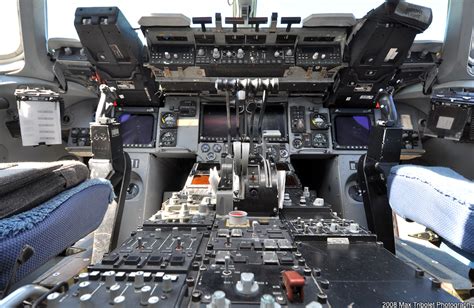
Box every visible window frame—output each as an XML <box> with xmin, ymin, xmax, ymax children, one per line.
<box><xmin>0</xmin><ymin>0</ymin><xmax>24</xmax><ymax>69</ymax></box>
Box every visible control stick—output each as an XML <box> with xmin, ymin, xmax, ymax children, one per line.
<box><xmin>89</xmin><ymin>84</ymin><xmax>131</xmax><ymax>251</ymax></box>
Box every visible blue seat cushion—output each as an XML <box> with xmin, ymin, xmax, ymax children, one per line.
<box><xmin>388</xmin><ymin>165</ymin><xmax>474</xmax><ymax>254</ymax></box>
<box><xmin>0</xmin><ymin>179</ymin><xmax>114</xmax><ymax>288</ymax></box>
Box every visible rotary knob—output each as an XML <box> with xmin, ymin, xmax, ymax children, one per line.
<box><xmin>274</xmin><ymin>51</ymin><xmax>280</xmax><ymax>58</ymax></box>
<box><xmin>109</xmin><ymin>284</ymin><xmax>121</xmax><ymax>304</ymax></box>
<box><xmin>260</xmin><ymin>294</ymin><xmax>281</xmax><ymax>308</ymax></box>
<box><xmin>211</xmin><ymin>290</ymin><xmax>231</xmax><ymax>308</ymax></box>
<box><xmin>164</xmin><ymin>52</ymin><xmax>171</xmax><ymax>59</ymax></box>
<box><xmin>236</xmin><ymin>272</ymin><xmax>259</xmax><ymax>295</ymax></box>
<box><xmin>162</xmin><ymin>274</ymin><xmax>173</xmax><ymax>293</ymax></box>
<box><xmin>47</xmin><ymin>292</ymin><xmax>61</xmax><ymax>307</ymax></box>
<box><xmin>134</xmin><ymin>271</ymin><xmax>145</xmax><ymax>289</ymax></box>
<box><xmin>140</xmin><ymin>286</ymin><xmax>152</xmax><ymax>306</ymax></box>
<box><xmin>103</xmin><ymin>271</ymin><xmax>116</xmax><ymax>288</ymax></box>
<box><xmin>237</xmin><ymin>48</ymin><xmax>244</xmax><ymax>59</ymax></box>
<box><xmin>213</xmin><ymin>48</ymin><xmax>220</xmax><ymax>59</ymax></box>
<box><xmin>197</xmin><ymin>48</ymin><xmax>205</xmax><ymax>56</ymax></box>
<box><xmin>312</xmin><ymin>52</ymin><xmax>319</xmax><ymax>60</ymax></box>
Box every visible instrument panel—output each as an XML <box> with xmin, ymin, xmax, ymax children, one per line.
<box><xmin>64</xmin><ymin>95</ymin><xmax>423</xmax><ymax>160</ymax></box>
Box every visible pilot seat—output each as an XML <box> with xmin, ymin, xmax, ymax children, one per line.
<box><xmin>0</xmin><ymin>161</ymin><xmax>113</xmax><ymax>291</ymax></box>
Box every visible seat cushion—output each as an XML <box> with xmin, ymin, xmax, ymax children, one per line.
<box><xmin>388</xmin><ymin>165</ymin><xmax>474</xmax><ymax>254</ymax></box>
<box><xmin>0</xmin><ymin>179</ymin><xmax>114</xmax><ymax>288</ymax></box>
<box><xmin>0</xmin><ymin>161</ymin><xmax>89</xmax><ymax>219</ymax></box>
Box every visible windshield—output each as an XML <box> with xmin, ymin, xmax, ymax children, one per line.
<box><xmin>47</xmin><ymin>0</ymin><xmax>448</xmax><ymax>41</ymax></box>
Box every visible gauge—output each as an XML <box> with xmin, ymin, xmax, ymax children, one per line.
<box><xmin>160</xmin><ymin>131</ymin><xmax>176</xmax><ymax>146</ymax></box>
<box><xmin>201</xmin><ymin>143</ymin><xmax>210</xmax><ymax>153</ymax></box>
<box><xmin>212</xmin><ymin>144</ymin><xmax>222</xmax><ymax>153</ymax></box>
<box><xmin>160</xmin><ymin>112</ymin><xmax>178</xmax><ymax>128</ymax></box>
<box><xmin>292</xmin><ymin>138</ymin><xmax>303</xmax><ymax>149</ymax></box>
<box><xmin>279</xmin><ymin>149</ymin><xmax>289</xmax><ymax>158</ymax></box>
<box><xmin>267</xmin><ymin>146</ymin><xmax>278</xmax><ymax>158</ymax></box>
<box><xmin>310</xmin><ymin>113</ymin><xmax>328</xmax><ymax>130</ymax></box>
<box><xmin>312</xmin><ymin>133</ymin><xmax>328</xmax><ymax>148</ymax></box>
<box><xmin>206</xmin><ymin>152</ymin><xmax>216</xmax><ymax>161</ymax></box>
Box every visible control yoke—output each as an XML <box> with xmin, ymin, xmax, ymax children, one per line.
<box><xmin>376</xmin><ymin>91</ymin><xmax>399</xmax><ymax>127</ymax></box>
<box><xmin>89</xmin><ymin>85</ymin><xmax>131</xmax><ymax>251</ymax></box>
<box><xmin>357</xmin><ymin>91</ymin><xmax>402</xmax><ymax>253</ymax></box>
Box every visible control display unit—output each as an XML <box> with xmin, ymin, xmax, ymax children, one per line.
<box><xmin>115</xmin><ymin>107</ymin><xmax>158</xmax><ymax>148</ymax></box>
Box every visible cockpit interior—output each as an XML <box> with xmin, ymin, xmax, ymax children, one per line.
<box><xmin>0</xmin><ymin>0</ymin><xmax>473</xmax><ymax>306</ymax></box>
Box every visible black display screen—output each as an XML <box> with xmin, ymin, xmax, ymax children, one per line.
<box><xmin>334</xmin><ymin>115</ymin><xmax>371</xmax><ymax>146</ymax></box>
<box><xmin>201</xmin><ymin>105</ymin><xmax>238</xmax><ymax>139</ymax></box>
<box><xmin>118</xmin><ymin>114</ymin><xmax>155</xmax><ymax>145</ymax></box>
<box><xmin>201</xmin><ymin>104</ymin><xmax>287</xmax><ymax>140</ymax></box>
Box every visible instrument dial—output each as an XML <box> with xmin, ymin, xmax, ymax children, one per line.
<box><xmin>160</xmin><ymin>131</ymin><xmax>176</xmax><ymax>146</ymax></box>
<box><xmin>267</xmin><ymin>146</ymin><xmax>278</xmax><ymax>158</ymax></box>
<box><xmin>206</xmin><ymin>152</ymin><xmax>216</xmax><ymax>161</ymax></box>
<box><xmin>312</xmin><ymin>133</ymin><xmax>328</xmax><ymax>148</ymax></box>
<box><xmin>201</xmin><ymin>143</ymin><xmax>210</xmax><ymax>153</ymax></box>
<box><xmin>279</xmin><ymin>149</ymin><xmax>289</xmax><ymax>158</ymax></box>
<box><xmin>212</xmin><ymin>144</ymin><xmax>222</xmax><ymax>153</ymax></box>
<box><xmin>292</xmin><ymin>138</ymin><xmax>303</xmax><ymax>149</ymax></box>
<box><xmin>160</xmin><ymin>112</ymin><xmax>178</xmax><ymax>128</ymax></box>
<box><xmin>310</xmin><ymin>113</ymin><xmax>329</xmax><ymax>130</ymax></box>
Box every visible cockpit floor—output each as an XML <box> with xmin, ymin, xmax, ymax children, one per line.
<box><xmin>395</xmin><ymin>216</ymin><xmax>472</xmax><ymax>291</ymax></box>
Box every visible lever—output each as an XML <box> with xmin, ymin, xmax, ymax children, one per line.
<box><xmin>256</xmin><ymin>89</ymin><xmax>268</xmax><ymax>144</ymax></box>
<box><xmin>225</xmin><ymin>17</ymin><xmax>245</xmax><ymax>32</ymax></box>
<box><xmin>281</xmin><ymin>17</ymin><xmax>301</xmax><ymax>32</ymax></box>
<box><xmin>225</xmin><ymin>90</ymin><xmax>233</xmax><ymax>154</ymax></box>
<box><xmin>192</xmin><ymin>17</ymin><xmax>212</xmax><ymax>32</ymax></box>
<box><xmin>235</xmin><ymin>90</ymin><xmax>246</xmax><ymax>139</ymax></box>
<box><xmin>248</xmin><ymin>17</ymin><xmax>268</xmax><ymax>32</ymax></box>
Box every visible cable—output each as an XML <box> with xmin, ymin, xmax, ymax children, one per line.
<box><xmin>31</xmin><ymin>281</ymin><xmax>69</xmax><ymax>308</ymax></box>
<box><xmin>225</xmin><ymin>90</ymin><xmax>232</xmax><ymax>153</ymax></box>
<box><xmin>1</xmin><ymin>245</ymin><xmax>35</xmax><ymax>299</ymax></box>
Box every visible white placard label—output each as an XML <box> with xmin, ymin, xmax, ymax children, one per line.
<box><xmin>327</xmin><ymin>237</ymin><xmax>350</xmax><ymax>245</ymax></box>
<box><xmin>436</xmin><ymin>116</ymin><xmax>455</xmax><ymax>130</ymax></box>
<box><xmin>400</xmin><ymin>114</ymin><xmax>413</xmax><ymax>130</ymax></box>
<box><xmin>18</xmin><ymin>100</ymin><xmax>62</xmax><ymax>146</ymax></box>
<box><xmin>384</xmin><ymin>48</ymin><xmax>399</xmax><ymax>62</ymax></box>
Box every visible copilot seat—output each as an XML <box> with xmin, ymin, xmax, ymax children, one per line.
<box><xmin>388</xmin><ymin>164</ymin><xmax>474</xmax><ymax>260</ymax></box>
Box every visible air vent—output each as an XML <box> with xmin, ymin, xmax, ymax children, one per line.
<box><xmin>275</xmin><ymin>35</ymin><xmax>297</xmax><ymax>44</ymax></box>
<box><xmin>225</xmin><ymin>35</ymin><xmax>245</xmax><ymax>44</ymax></box>
<box><xmin>303</xmin><ymin>36</ymin><xmax>335</xmax><ymax>42</ymax></box>
<box><xmin>156</xmin><ymin>36</ymin><xmax>188</xmax><ymax>42</ymax></box>
<box><xmin>246</xmin><ymin>35</ymin><xmax>266</xmax><ymax>44</ymax></box>
<box><xmin>195</xmin><ymin>34</ymin><xmax>215</xmax><ymax>44</ymax></box>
